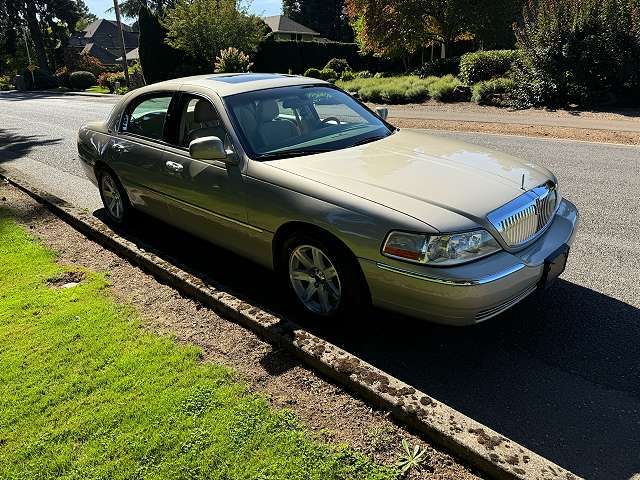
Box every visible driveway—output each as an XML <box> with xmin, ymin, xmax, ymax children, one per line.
<box><xmin>1</xmin><ymin>91</ymin><xmax>639</xmax><ymax>480</ymax></box>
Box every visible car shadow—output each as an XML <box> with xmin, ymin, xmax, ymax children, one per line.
<box><xmin>0</xmin><ymin>128</ymin><xmax>62</xmax><ymax>163</ymax></box>
<box><xmin>94</xmin><ymin>207</ymin><xmax>640</xmax><ymax>480</ymax></box>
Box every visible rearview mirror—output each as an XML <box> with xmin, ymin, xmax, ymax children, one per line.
<box><xmin>189</xmin><ymin>136</ymin><xmax>227</xmax><ymax>161</ymax></box>
<box><xmin>375</xmin><ymin>107</ymin><xmax>389</xmax><ymax>121</ymax></box>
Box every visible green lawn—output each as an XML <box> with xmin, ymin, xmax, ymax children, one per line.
<box><xmin>85</xmin><ymin>85</ymin><xmax>110</xmax><ymax>94</ymax></box>
<box><xmin>0</xmin><ymin>211</ymin><xmax>395</xmax><ymax>480</ymax></box>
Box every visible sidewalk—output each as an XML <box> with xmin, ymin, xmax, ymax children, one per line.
<box><xmin>383</xmin><ymin>102</ymin><xmax>640</xmax><ymax>133</ymax></box>
<box><xmin>377</xmin><ymin>102</ymin><xmax>640</xmax><ymax>145</ymax></box>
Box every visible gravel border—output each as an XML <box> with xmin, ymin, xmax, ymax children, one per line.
<box><xmin>1</xmin><ymin>167</ymin><xmax>582</xmax><ymax>480</ymax></box>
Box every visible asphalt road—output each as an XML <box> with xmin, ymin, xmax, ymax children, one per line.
<box><xmin>1</xmin><ymin>91</ymin><xmax>639</xmax><ymax>480</ymax></box>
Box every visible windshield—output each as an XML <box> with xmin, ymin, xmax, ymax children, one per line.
<box><xmin>223</xmin><ymin>85</ymin><xmax>394</xmax><ymax>160</ymax></box>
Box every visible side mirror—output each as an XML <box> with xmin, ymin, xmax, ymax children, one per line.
<box><xmin>375</xmin><ymin>106</ymin><xmax>389</xmax><ymax>121</ymax></box>
<box><xmin>189</xmin><ymin>136</ymin><xmax>234</xmax><ymax>163</ymax></box>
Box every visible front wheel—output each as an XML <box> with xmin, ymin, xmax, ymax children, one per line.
<box><xmin>281</xmin><ymin>233</ymin><xmax>369</xmax><ymax>321</ymax></box>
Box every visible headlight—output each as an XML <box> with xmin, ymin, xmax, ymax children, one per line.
<box><xmin>382</xmin><ymin>230</ymin><xmax>501</xmax><ymax>266</ymax></box>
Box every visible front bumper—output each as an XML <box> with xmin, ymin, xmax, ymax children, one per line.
<box><xmin>360</xmin><ymin>199</ymin><xmax>579</xmax><ymax>326</ymax></box>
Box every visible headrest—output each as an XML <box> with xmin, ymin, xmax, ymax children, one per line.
<box><xmin>194</xmin><ymin>100</ymin><xmax>219</xmax><ymax>123</ymax></box>
<box><xmin>258</xmin><ymin>99</ymin><xmax>279</xmax><ymax>123</ymax></box>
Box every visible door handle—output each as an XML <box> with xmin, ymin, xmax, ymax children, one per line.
<box><xmin>165</xmin><ymin>161</ymin><xmax>184</xmax><ymax>173</ymax></box>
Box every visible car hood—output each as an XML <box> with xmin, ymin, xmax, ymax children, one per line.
<box><xmin>266</xmin><ymin>129</ymin><xmax>554</xmax><ymax>231</ymax></box>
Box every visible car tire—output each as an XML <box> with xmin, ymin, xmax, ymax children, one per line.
<box><xmin>97</xmin><ymin>168</ymin><xmax>131</xmax><ymax>225</ymax></box>
<box><xmin>280</xmin><ymin>231</ymin><xmax>369</xmax><ymax>322</ymax></box>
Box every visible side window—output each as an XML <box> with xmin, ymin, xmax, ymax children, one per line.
<box><xmin>176</xmin><ymin>95</ymin><xmax>231</xmax><ymax>149</ymax></box>
<box><xmin>123</xmin><ymin>95</ymin><xmax>173</xmax><ymax>140</ymax></box>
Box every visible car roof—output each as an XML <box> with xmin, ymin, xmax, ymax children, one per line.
<box><xmin>149</xmin><ymin>73</ymin><xmax>328</xmax><ymax>97</ymax></box>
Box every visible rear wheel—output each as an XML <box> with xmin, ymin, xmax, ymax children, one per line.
<box><xmin>98</xmin><ymin>169</ymin><xmax>130</xmax><ymax>224</ymax></box>
<box><xmin>280</xmin><ymin>232</ymin><xmax>369</xmax><ymax>322</ymax></box>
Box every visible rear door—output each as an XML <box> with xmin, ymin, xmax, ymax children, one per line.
<box><xmin>109</xmin><ymin>92</ymin><xmax>176</xmax><ymax>219</ymax></box>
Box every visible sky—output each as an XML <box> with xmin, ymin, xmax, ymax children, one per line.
<box><xmin>85</xmin><ymin>0</ymin><xmax>283</xmax><ymax>22</ymax></box>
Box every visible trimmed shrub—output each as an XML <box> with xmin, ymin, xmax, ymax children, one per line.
<box><xmin>324</xmin><ymin>58</ymin><xmax>350</xmax><ymax>75</ymax></box>
<box><xmin>69</xmin><ymin>71</ymin><xmax>97</xmax><ymax>90</ymax></box>
<box><xmin>319</xmin><ymin>68</ymin><xmax>338</xmax><ymax>82</ymax></box>
<box><xmin>414</xmin><ymin>57</ymin><xmax>461</xmax><ymax>78</ymax></box>
<box><xmin>427</xmin><ymin>75</ymin><xmax>463</xmax><ymax>102</ymax></box>
<box><xmin>472</xmin><ymin>77</ymin><xmax>516</xmax><ymax>105</ymax></box>
<box><xmin>304</xmin><ymin>68</ymin><xmax>322</xmax><ymax>79</ymax></box>
<box><xmin>459</xmin><ymin>50</ymin><xmax>520</xmax><ymax>84</ymax></box>
<box><xmin>337</xmin><ymin>76</ymin><xmax>440</xmax><ymax>104</ymax></box>
<box><xmin>214</xmin><ymin>47</ymin><xmax>253</xmax><ymax>73</ymax></box>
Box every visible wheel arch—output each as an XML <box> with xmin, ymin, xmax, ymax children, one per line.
<box><xmin>272</xmin><ymin>221</ymin><xmax>371</xmax><ymax>301</ymax></box>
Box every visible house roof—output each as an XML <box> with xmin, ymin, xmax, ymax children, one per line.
<box><xmin>117</xmin><ymin>47</ymin><xmax>139</xmax><ymax>62</ymax></box>
<box><xmin>83</xmin><ymin>19</ymin><xmax>134</xmax><ymax>37</ymax></box>
<box><xmin>80</xmin><ymin>43</ymin><xmax>119</xmax><ymax>64</ymax></box>
<box><xmin>263</xmin><ymin>15</ymin><xmax>320</xmax><ymax>36</ymax></box>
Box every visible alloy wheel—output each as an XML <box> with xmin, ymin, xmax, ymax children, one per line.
<box><xmin>288</xmin><ymin>245</ymin><xmax>342</xmax><ymax>316</ymax></box>
<box><xmin>101</xmin><ymin>173</ymin><xmax>124</xmax><ymax>221</ymax></box>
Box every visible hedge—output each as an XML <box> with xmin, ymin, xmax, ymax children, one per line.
<box><xmin>459</xmin><ymin>50</ymin><xmax>520</xmax><ymax>84</ymax></box>
<box><xmin>253</xmin><ymin>40</ymin><xmax>400</xmax><ymax>74</ymax></box>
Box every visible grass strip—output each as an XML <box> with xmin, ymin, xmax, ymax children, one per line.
<box><xmin>0</xmin><ymin>211</ymin><xmax>395</xmax><ymax>480</ymax></box>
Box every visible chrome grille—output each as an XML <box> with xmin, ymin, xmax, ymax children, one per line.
<box><xmin>488</xmin><ymin>182</ymin><xmax>559</xmax><ymax>247</ymax></box>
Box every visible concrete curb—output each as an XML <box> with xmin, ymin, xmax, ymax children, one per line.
<box><xmin>1</xmin><ymin>168</ymin><xmax>581</xmax><ymax>480</ymax></box>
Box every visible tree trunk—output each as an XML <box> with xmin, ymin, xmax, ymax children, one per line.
<box><xmin>440</xmin><ymin>42</ymin><xmax>446</xmax><ymax>59</ymax></box>
<box><xmin>24</xmin><ymin>2</ymin><xmax>50</xmax><ymax>73</ymax></box>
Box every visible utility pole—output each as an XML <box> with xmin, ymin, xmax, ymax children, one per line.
<box><xmin>113</xmin><ymin>0</ymin><xmax>131</xmax><ymax>88</ymax></box>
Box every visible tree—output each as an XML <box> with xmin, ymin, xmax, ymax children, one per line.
<box><xmin>163</xmin><ymin>0</ymin><xmax>269</xmax><ymax>69</ymax></box>
<box><xmin>112</xmin><ymin>0</ymin><xmax>177</xmax><ymax>18</ymax></box>
<box><xmin>1</xmin><ymin>0</ymin><xmax>87</xmax><ymax>74</ymax></box>
<box><xmin>283</xmin><ymin>0</ymin><xmax>354</xmax><ymax>42</ymax></box>
<box><xmin>138</xmin><ymin>5</ymin><xmax>181</xmax><ymax>83</ymax></box>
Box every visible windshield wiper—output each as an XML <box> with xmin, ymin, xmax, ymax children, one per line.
<box><xmin>347</xmin><ymin>134</ymin><xmax>392</xmax><ymax>148</ymax></box>
<box><xmin>256</xmin><ymin>149</ymin><xmax>333</xmax><ymax>160</ymax></box>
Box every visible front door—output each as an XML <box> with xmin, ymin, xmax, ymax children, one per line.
<box><xmin>156</xmin><ymin>94</ymin><xmax>251</xmax><ymax>253</ymax></box>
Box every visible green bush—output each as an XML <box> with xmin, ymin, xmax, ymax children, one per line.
<box><xmin>97</xmin><ymin>71</ymin><xmax>125</xmax><ymax>92</ymax></box>
<box><xmin>54</xmin><ymin>66</ymin><xmax>70</xmax><ymax>88</ymax></box>
<box><xmin>214</xmin><ymin>47</ymin><xmax>253</xmax><ymax>73</ymax></box>
<box><xmin>69</xmin><ymin>71</ymin><xmax>97</xmax><ymax>90</ymax></box>
<box><xmin>512</xmin><ymin>0</ymin><xmax>640</xmax><ymax>108</ymax></box>
<box><xmin>76</xmin><ymin>53</ymin><xmax>107</xmax><ymax>77</ymax></box>
<box><xmin>427</xmin><ymin>75</ymin><xmax>463</xmax><ymax>102</ymax></box>
<box><xmin>356</xmin><ymin>70</ymin><xmax>372</xmax><ymax>78</ymax></box>
<box><xmin>319</xmin><ymin>68</ymin><xmax>338</xmax><ymax>82</ymax></box>
<box><xmin>414</xmin><ymin>57</ymin><xmax>461</xmax><ymax>78</ymax></box>
<box><xmin>324</xmin><ymin>58</ymin><xmax>350</xmax><ymax>75</ymax></box>
<box><xmin>0</xmin><ymin>75</ymin><xmax>13</xmax><ymax>91</ymax></box>
<box><xmin>336</xmin><ymin>75</ymin><xmax>441</xmax><ymax>104</ymax></box>
<box><xmin>304</xmin><ymin>67</ymin><xmax>322</xmax><ymax>79</ymax></box>
<box><xmin>340</xmin><ymin>69</ymin><xmax>355</xmax><ymax>81</ymax></box>
<box><xmin>21</xmin><ymin>68</ymin><xmax>58</xmax><ymax>90</ymax></box>
<box><xmin>471</xmin><ymin>77</ymin><xmax>516</xmax><ymax>105</ymax></box>
<box><xmin>459</xmin><ymin>50</ymin><xmax>520</xmax><ymax>84</ymax></box>
<box><xmin>255</xmin><ymin>40</ymin><xmax>363</xmax><ymax>74</ymax></box>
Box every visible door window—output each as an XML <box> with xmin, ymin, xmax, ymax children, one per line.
<box><xmin>175</xmin><ymin>95</ymin><xmax>231</xmax><ymax>149</ymax></box>
<box><xmin>122</xmin><ymin>95</ymin><xmax>173</xmax><ymax>140</ymax></box>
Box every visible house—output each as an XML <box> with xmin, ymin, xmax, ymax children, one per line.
<box><xmin>67</xmin><ymin>19</ymin><xmax>139</xmax><ymax>66</ymax></box>
<box><xmin>263</xmin><ymin>15</ymin><xmax>326</xmax><ymax>42</ymax></box>
<box><xmin>116</xmin><ymin>47</ymin><xmax>139</xmax><ymax>64</ymax></box>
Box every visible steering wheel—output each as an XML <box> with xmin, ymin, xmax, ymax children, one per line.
<box><xmin>322</xmin><ymin>117</ymin><xmax>341</xmax><ymax>125</ymax></box>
